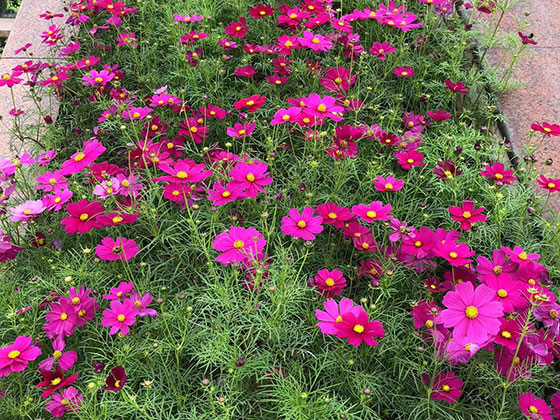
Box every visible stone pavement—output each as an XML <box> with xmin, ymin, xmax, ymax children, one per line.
<box><xmin>0</xmin><ymin>0</ymin><xmax>62</xmax><ymax>159</ymax></box>
<box><xmin>486</xmin><ymin>0</ymin><xmax>560</xmax><ymax>212</ymax></box>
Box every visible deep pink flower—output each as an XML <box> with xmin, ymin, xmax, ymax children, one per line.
<box><xmin>335</xmin><ymin>306</ymin><xmax>385</xmax><ymax>346</ymax></box>
<box><xmin>152</xmin><ymin>158</ymin><xmax>212</xmax><ymax>184</ymax></box>
<box><xmin>302</xmin><ymin>93</ymin><xmax>344</xmax><ymax>122</ymax></box>
<box><xmin>101</xmin><ymin>299</ymin><xmax>139</xmax><ymax>335</ymax></box>
<box><xmin>60</xmin><ymin>199</ymin><xmax>104</xmax><ymax>235</ymax></box>
<box><xmin>298</xmin><ymin>31</ymin><xmax>332</xmax><ymax>52</ymax></box>
<box><xmin>445</xmin><ymin>80</ymin><xmax>468</xmax><ymax>94</ymax></box>
<box><xmin>502</xmin><ymin>245</ymin><xmax>540</xmax><ymax>264</ymax></box>
<box><xmin>441</xmin><ymin>282</ymin><xmax>504</xmax><ymax>343</ymax></box>
<box><xmin>519</xmin><ymin>393</ymin><xmax>552</xmax><ymax>420</ymax></box>
<box><xmin>315</xmin><ymin>202</ymin><xmax>353</xmax><ymax>228</ymax></box>
<box><xmin>82</xmin><ymin>69</ymin><xmax>114</xmax><ymax>86</ymax></box>
<box><xmin>212</xmin><ymin>226</ymin><xmax>266</xmax><ymax>265</ymax></box>
<box><xmin>551</xmin><ymin>391</ymin><xmax>560</xmax><ymax>418</ymax></box>
<box><xmin>0</xmin><ymin>336</ymin><xmax>41</xmax><ymax>377</ymax></box>
<box><xmin>102</xmin><ymin>281</ymin><xmax>134</xmax><ymax>300</ymax></box>
<box><xmin>60</xmin><ymin>140</ymin><xmax>106</xmax><ymax>175</ymax></box>
<box><xmin>314</xmin><ymin>269</ymin><xmax>347</xmax><ymax>297</ymax></box>
<box><xmin>395</xmin><ymin>150</ymin><xmax>425</xmax><ymax>170</ymax></box>
<box><xmin>129</xmin><ymin>290</ymin><xmax>157</xmax><ymax>317</ymax></box>
<box><xmin>38</xmin><ymin>339</ymin><xmax>77</xmax><ymax>372</ymax></box>
<box><xmin>315</xmin><ymin>298</ymin><xmax>356</xmax><ymax>335</ymax></box>
<box><xmin>435</xmin><ymin>240</ymin><xmax>475</xmax><ymax>267</ymax></box>
<box><xmin>394</xmin><ymin>66</ymin><xmax>414</xmax><ymax>77</ymax></box>
<box><xmin>37</xmin><ymin>366</ymin><xmax>79</xmax><ymax>398</ymax></box>
<box><xmin>207</xmin><ymin>182</ymin><xmax>242</xmax><ymax>206</ymax></box>
<box><xmin>480</xmin><ymin>162</ymin><xmax>517</xmax><ymax>185</ymax></box>
<box><xmin>226</xmin><ymin>122</ymin><xmax>255</xmax><ymax>138</ymax></box>
<box><xmin>483</xmin><ymin>275</ymin><xmax>528</xmax><ymax>312</ymax></box>
<box><xmin>225</xmin><ymin>17</ymin><xmax>250</xmax><ymax>38</ymax></box>
<box><xmin>45</xmin><ymin>386</ymin><xmax>82</xmax><ymax>418</ymax></box>
<box><xmin>9</xmin><ymin>200</ymin><xmax>46</xmax><ymax>222</ymax></box>
<box><xmin>95</xmin><ymin>237</ymin><xmax>140</xmax><ymax>261</ymax></box>
<box><xmin>372</xmin><ymin>176</ymin><xmax>404</xmax><ymax>192</ymax></box>
<box><xmin>531</xmin><ymin>122</ymin><xmax>560</xmax><ymax>137</ymax></box>
<box><xmin>536</xmin><ymin>174</ymin><xmax>560</xmax><ymax>192</ymax></box>
<box><xmin>249</xmin><ymin>4</ymin><xmax>274</xmax><ymax>18</ymax></box>
<box><xmin>320</xmin><ymin>67</ymin><xmax>355</xmax><ymax>92</ymax></box>
<box><xmin>234</xmin><ymin>94</ymin><xmax>266</xmax><ymax>112</ymax></box>
<box><xmin>44</xmin><ymin>297</ymin><xmax>79</xmax><ymax>339</ymax></box>
<box><xmin>270</xmin><ymin>107</ymin><xmax>301</xmax><ymax>125</ymax></box>
<box><xmin>352</xmin><ymin>201</ymin><xmax>392</xmax><ymax>222</ymax></box>
<box><xmin>369</xmin><ymin>41</ymin><xmax>396</xmax><ymax>60</ymax></box>
<box><xmin>422</xmin><ymin>371</ymin><xmax>463</xmax><ymax>403</ymax></box>
<box><xmin>281</xmin><ymin>207</ymin><xmax>324</xmax><ymax>241</ymax></box>
<box><xmin>122</xmin><ymin>107</ymin><xmax>152</xmax><ymax>121</ymax></box>
<box><xmin>229</xmin><ymin>160</ymin><xmax>273</xmax><ymax>198</ymax></box>
<box><xmin>36</xmin><ymin>170</ymin><xmax>68</xmax><ymax>192</ymax></box>
<box><xmin>448</xmin><ymin>200</ymin><xmax>487</xmax><ymax>230</ymax></box>
<box><xmin>427</xmin><ymin>110</ymin><xmax>452</xmax><ymax>122</ymax></box>
<box><xmin>173</xmin><ymin>13</ymin><xmax>204</xmax><ymax>23</ymax></box>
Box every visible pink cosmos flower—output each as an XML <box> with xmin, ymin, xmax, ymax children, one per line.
<box><xmin>315</xmin><ymin>298</ymin><xmax>356</xmax><ymax>335</ymax></box>
<box><xmin>298</xmin><ymin>31</ymin><xmax>332</xmax><ymax>52</ymax></box>
<box><xmin>335</xmin><ymin>305</ymin><xmax>385</xmax><ymax>346</ymax></box>
<box><xmin>101</xmin><ymin>299</ymin><xmax>139</xmax><ymax>335</ymax></box>
<box><xmin>369</xmin><ymin>41</ymin><xmax>396</xmax><ymax>60</ymax></box>
<box><xmin>351</xmin><ymin>201</ymin><xmax>392</xmax><ymax>222</ymax></box>
<box><xmin>0</xmin><ymin>71</ymin><xmax>23</xmax><ymax>87</ymax></box>
<box><xmin>152</xmin><ymin>158</ymin><xmax>212</xmax><ymax>184</ymax></box>
<box><xmin>234</xmin><ymin>94</ymin><xmax>266</xmax><ymax>112</ymax></box>
<box><xmin>45</xmin><ymin>386</ymin><xmax>82</xmax><ymax>418</ymax></box>
<box><xmin>427</xmin><ymin>110</ymin><xmax>452</xmax><ymax>122</ymax></box>
<box><xmin>315</xmin><ymin>202</ymin><xmax>353</xmax><ymax>228</ymax></box>
<box><xmin>39</xmin><ymin>339</ymin><xmax>77</xmax><ymax>372</ymax></box>
<box><xmin>531</xmin><ymin>122</ymin><xmax>560</xmax><ymax>137</ymax></box>
<box><xmin>173</xmin><ymin>13</ymin><xmax>204</xmax><ymax>23</ymax></box>
<box><xmin>226</xmin><ymin>122</ymin><xmax>255</xmax><ymax>138</ymax></box>
<box><xmin>479</xmin><ymin>162</ymin><xmax>517</xmax><ymax>185</ymax></box>
<box><xmin>281</xmin><ymin>207</ymin><xmax>324</xmax><ymax>241</ymax></box>
<box><xmin>519</xmin><ymin>393</ymin><xmax>552</xmax><ymax>420</ymax></box>
<box><xmin>36</xmin><ymin>366</ymin><xmax>79</xmax><ymax>399</ymax></box>
<box><xmin>229</xmin><ymin>161</ymin><xmax>273</xmax><ymax>198</ymax></box>
<box><xmin>422</xmin><ymin>372</ymin><xmax>463</xmax><ymax>403</ymax></box>
<box><xmin>502</xmin><ymin>245</ymin><xmax>540</xmax><ymax>264</ymax></box>
<box><xmin>103</xmin><ymin>281</ymin><xmax>134</xmax><ymax>300</ymax></box>
<box><xmin>36</xmin><ymin>170</ymin><xmax>68</xmax><ymax>192</ymax></box>
<box><xmin>270</xmin><ymin>107</ymin><xmax>301</xmax><ymax>125</ymax></box>
<box><xmin>395</xmin><ymin>150</ymin><xmax>425</xmax><ymax>170</ymax></box>
<box><xmin>207</xmin><ymin>182</ymin><xmax>242</xmax><ymax>206</ymax></box>
<box><xmin>435</xmin><ymin>240</ymin><xmax>475</xmax><ymax>267</ymax></box>
<box><xmin>249</xmin><ymin>4</ymin><xmax>274</xmax><ymax>18</ymax></box>
<box><xmin>0</xmin><ymin>336</ymin><xmax>41</xmax><ymax>377</ymax></box>
<box><xmin>44</xmin><ymin>297</ymin><xmax>79</xmax><ymax>339</ymax></box>
<box><xmin>95</xmin><ymin>237</ymin><xmax>140</xmax><ymax>262</ymax></box>
<box><xmin>483</xmin><ymin>275</ymin><xmax>528</xmax><ymax>312</ymax></box>
<box><xmin>314</xmin><ymin>269</ymin><xmax>347</xmax><ymax>297</ymax></box>
<box><xmin>82</xmin><ymin>69</ymin><xmax>114</xmax><ymax>86</ymax></box>
<box><xmin>372</xmin><ymin>175</ymin><xmax>404</xmax><ymax>191</ymax></box>
<box><xmin>212</xmin><ymin>226</ymin><xmax>266</xmax><ymax>265</ymax></box>
<box><xmin>122</xmin><ymin>107</ymin><xmax>152</xmax><ymax>121</ymax></box>
<box><xmin>129</xmin><ymin>290</ymin><xmax>157</xmax><ymax>317</ymax></box>
<box><xmin>320</xmin><ymin>67</ymin><xmax>355</xmax><ymax>92</ymax></box>
<box><xmin>302</xmin><ymin>93</ymin><xmax>344</xmax><ymax>122</ymax></box>
<box><xmin>225</xmin><ymin>17</ymin><xmax>249</xmax><ymax>38</ymax></box>
<box><xmin>551</xmin><ymin>391</ymin><xmax>560</xmax><ymax>418</ymax></box>
<box><xmin>60</xmin><ymin>140</ymin><xmax>106</xmax><ymax>175</ymax></box>
<box><xmin>448</xmin><ymin>200</ymin><xmax>487</xmax><ymax>230</ymax></box>
<box><xmin>441</xmin><ymin>282</ymin><xmax>504</xmax><ymax>343</ymax></box>
<box><xmin>116</xmin><ymin>33</ymin><xmax>137</xmax><ymax>48</ymax></box>
<box><xmin>276</xmin><ymin>34</ymin><xmax>301</xmax><ymax>55</ymax></box>
<box><xmin>10</xmin><ymin>200</ymin><xmax>46</xmax><ymax>222</ymax></box>
<box><xmin>43</xmin><ymin>189</ymin><xmax>73</xmax><ymax>211</ymax></box>
<box><xmin>445</xmin><ymin>80</ymin><xmax>468</xmax><ymax>94</ymax></box>
<box><xmin>60</xmin><ymin>199</ymin><xmax>104</xmax><ymax>235</ymax></box>
<box><xmin>536</xmin><ymin>174</ymin><xmax>560</xmax><ymax>193</ymax></box>
<box><xmin>394</xmin><ymin>66</ymin><xmax>414</xmax><ymax>77</ymax></box>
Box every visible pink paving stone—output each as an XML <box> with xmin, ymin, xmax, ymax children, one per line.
<box><xmin>0</xmin><ymin>0</ymin><xmax>64</xmax><ymax>159</ymax></box>
<box><xmin>485</xmin><ymin>0</ymin><xmax>560</xmax><ymax>212</ymax></box>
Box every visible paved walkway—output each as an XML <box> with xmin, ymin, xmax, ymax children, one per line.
<box><xmin>486</xmin><ymin>0</ymin><xmax>560</xmax><ymax>211</ymax></box>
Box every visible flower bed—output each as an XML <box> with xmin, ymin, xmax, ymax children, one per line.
<box><xmin>0</xmin><ymin>0</ymin><xmax>559</xmax><ymax>419</ymax></box>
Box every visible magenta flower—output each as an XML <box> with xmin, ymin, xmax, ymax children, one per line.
<box><xmin>60</xmin><ymin>140</ymin><xmax>106</xmax><ymax>175</ymax></box>
<box><xmin>480</xmin><ymin>162</ymin><xmax>517</xmax><ymax>185</ymax></box>
<box><xmin>102</xmin><ymin>281</ymin><xmax>134</xmax><ymax>300</ymax></box>
<box><xmin>551</xmin><ymin>392</ymin><xmax>560</xmax><ymax>418</ymax></box>
<box><xmin>225</xmin><ymin>17</ymin><xmax>249</xmax><ymax>38</ymax></box>
<box><xmin>129</xmin><ymin>290</ymin><xmax>157</xmax><ymax>317</ymax></box>
<box><xmin>315</xmin><ymin>298</ymin><xmax>356</xmax><ymax>335</ymax></box>
<box><xmin>36</xmin><ymin>170</ymin><xmax>68</xmax><ymax>192</ymax></box>
<box><xmin>319</xmin><ymin>66</ymin><xmax>355</xmax><ymax>92</ymax></box>
<box><xmin>207</xmin><ymin>182</ymin><xmax>242</xmax><ymax>206</ymax></box>
<box><xmin>427</xmin><ymin>110</ymin><xmax>452</xmax><ymax>122</ymax></box>
<box><xmin>233</xmin><ymin>65</ymin><xmax>257</xmax><ymax>78</ymax></box>
<box><xmin>60</xmin><ymin>199</ymin><xmax>104</xmax><ymax>235</ymax></box>
<box><xmin>372</xmin><ymin>175</ymin><xmax>403</xmax><ymax>192</ymax></box>
<box><xmin>315</xmin><ymin>202</ymin><xmax>353</xmax><ymax>228</ymax></box>
<box><xmin>531</xmin><ymin>121</ymin><xmax>560</xmax><ymax>137</ymax></box>
<box><xmin>44</xmin><ymin>297</ymin><xmax>79</xmax><ymax>339</ymax></box>
<box><xmin>422</xmin><ymin>371</ymin><xmax>463</xmax><ymax>403</ymax></box>
<box><xmin>448</xmin><ymin>200</ymin><xmax>487</xmax><ymax>230</ymax></box>
<box><xmin>482</xmin><ymin>275</ymin><xmax>528</xmax><ymax>312</ymax></box>
<box><xmin>536</xmin><ymin>174</ymin><xmax>560</xmax><ymax>192</ymax></box>
<box><xmin>395</xmin><ymin>150</ymin><xmax>425</xmax><ymax>170</ymax></box>
<box><xmin>212</xmin><ymin>226</ymin><xmax>266</xmax><ymax>265</ymax></box>
<box><xmin>281</xmin><ymin>207</ymin><xmax>324</xmax><ymax>241</ymax></box>
<box><xmin>38</xmin><ymin>339</ymin><xmax>77</xmax><ymax>372</ymax></box>
<box><xmin>37</xmin><ymin>366</ymin><xmax>79</xmax><ymax>398</ymax></box>
<box><xmin>101</xmin><ymin>299</ymin><xmax>139</xmax><ymax>335</ymax></box>
<box><xmin>369</xmin><ymin>41</ymin><xmax>396</xmax><ymax>60</ymax></box>
<box><xmin>302</xmin><ymin>93</ymin><xmax>344</xmax><ymax>122</ymax></box>
<box><xmin>314</xmin><ymin>269</ymin><xmax>347</xmax><ymax>297</ymax></box>
<box><xmin>435</xmin><ymin>240</ymin><xmax>475</xmax><ymax>266</ymax></box>
<box><xmin>0</xmin><ymin>336</ymin><xmax>41</xmax><ymax>377</ymax></box>
<box><xmin>502</xmin><ymin>245</ymin><xmax>540</xmax><ymax>263</ymax></box>
<box><xmin>335</xmin><ymin>305</ymin><xmax>385</xmax><ymax>346</ymax></box>
<box><xmin>95</xmin><ymin>237</ymin><xmax>140</xmax><ymax>262</ymax></box>
<box><xmin>9</xmin><ymin>200</ymin><xmax>46</xmax><ymax>222</ymax></box>
<box><xmin>45</xmin><ymin>386</ymin><xmax>82</xmax><ymax>418</ymax></box>
<box><xmin>445</xmin><ymin>80</ymin><xmax>468</xmax><ymax>94</ymax></box>
<box><xmin>82</xmin><ymin>69</ymin><xmax>114</xmax><ymax>86</ymax></box>
<box><xmin>226</xmin><ymin>122</ymin><xmax>256</xmax><ymax>138</ymax></box>
<box><xmin>173</xmin><ymin>13</ymin><xmax>204</xmax><ymax>23</ymax></box>
<box><xmin>352</xmin><ymin>201</ymin><xmax>392</xmax><ymax>222</ymax></box>
<box><xmin>394</xmin><ymin>66</ymin><xmax>414</xmax><ymax>77</ymax></box>
<box><xmin>298</xmin><ymin>31</ymin><xmax>332</xmax><ymax>52</ymax></box>
<box><xmin>153</xmin><ymin>158</ymin><xmax>212</xmax><ymax>184</ymax></box>
<box><xmin>389</xmin><ymin>218</ymin><xmax>415</xmax><ymax>243</ymax></box>
<box><xmin>116</xmin><ymin>33</ymin><xmax>137</xmax><ymax>48</ymax></box>
<box><xmin>122</xmin><ymin>107</ymin><xmax>152</xmax><ymax>121</ymax></box>
<box><xmin>270</xmin><ymin>107</ymin><xmax>301</xmax><ymax>125</ymax></box>
<box><xmin>441</xmin><ymin>282</ymin><xmax>504</xmax><ymax>343</ymax></box>
<box><xmin>229</xmin><ymin>160</ymin><xmax>273</xmax><ymax>198</ymax></box>
<box><xmin>519</xmin><ymin>393</ymin><xmax>552</xmax><ymax>420</ymax></box>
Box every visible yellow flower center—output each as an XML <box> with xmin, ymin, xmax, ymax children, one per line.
<box><xmin>449</xmin><ymin>252</ymin><xmax>458</xmax><ymax>259</ymax></box>
<box><xmin>334</xmin><ymin>77</ymin><xmax>342</xmax><ymax>84</ymax></box>
<box><xmin>442</xmin><ymin>385</ymin><xmax>450</xmax><ymax>392</ymax></box>
<box><xmin>518</xmin><ymin>252</ymin><xmax>527</xmax><ymax>261</ymax></box>
<box><xmin>501</xmin><ymin>331</ymin><xmax>512</xmax><ymax>339</ymax></box>
<box><xmin>366</xmin><ymin>211</ymin><xmax>377</xmax><ymax>219</ymax></box>
<box><xmin>176</xmin><ymin>171</ymin><xmax>188</xmax><ymax>179</ymax></box>
<box><xmin>317</xmin><ymin>104</ymin><xmax>326</xmax><ymax>112</ymax></box>
<box><xmin>497</xmin><ymin>289</ymin><xmax>508</xmax><ymax>298</ymax></box>
<box><xmin>543</xmin><ymin>127</ymin><xmax>552</xmax><ymax>133</ymax></box>
<box><xmin>407</xmin><ymin>158</ymin><xmax>414</xmax><ymax>164</ymax></box>
<box><xmin>74</xmin><ymin>153</ymin><xmax>85</xmax><ymax>162</ymax></box>
<box><xmin>414</xmin><ymin>241</ymin><xmax>422</xmax><ymax>247</ymax></box>
<box><xmin>353</xmin><ymin>324</ymin><xmax>364</xmax><ymax>334</ymax></box>
<box><xmin>335</xmin><ymin>315</ymin><xmax>343</xmax><ymax>322</ymax></box>
<box><xmin>49</xmin><ymin>178</ymin><xmax>57</xmax><ymax>185</ymax></box>
<box><xmin>190</xmin><ymin>126</ymin><xmax>198</xmax><ymax>133</ymax></box>
<box><xmin>285</xmin><ymin>41</ymin><xmax>293</xmax><ymax>47</ymax></box>
<box><xmin>8</xmin><ymin>350</ymin><xmax>20</xmax><ymax>359</ymax></box>
<box><xmin>51</xmin><ymin>377</ymin><xmax>62</xmax><ymax>385</ymax></box>
<box><xmin>79</xmin><ymin>213</ymin><xmax>89</xmax><ymax>221</ymax></box>
<box><xmin>362</xmin><ymin>242</ymin><xmax>369</xmax><ymax>250</ymax></box>
<box><xmin>246</xmin><ymin>100</ymin><xmax>254</xmax><ymax>106</ymax></box>
<box><xmin>462</xmin><ymin>211</ymin><xmax>471</xmax><ymax>219</ymax></box>
<box><xmin>233</xmin><ymin>240</ymin><xmax>245</xmax><ymax>249</ymax></box>
<box><xmin>378</xmin><ymin>49</ymin><xmax>384</xmax><ymax>54</ymax></box>
<box><xmin>117</xmin><ymin>314</ymin><xmax>126</xmax><ymax>322</ymax></box>
<box><xmin>238</xmin><ymin>129</ymin><xmax>246</xmax><ymax>135</ymax></box>
<box><xmin>246</xmin><ymin>173</ymin><xmax>255</xmax><ymax>182</ymax></box>
<box><xmin>23</xmin><ymin>209</ymin><xmax>31</xmax><ymax>215</ymax></box>
<box><xmin>60</xmin><ymin>312</ymin><xmax>68</xmax><ymax>320</ymax></box>
<box><xmin>384</xmin><ymin>183</ymin><xmax>393</xmax><ymax>190</ymax></box>
<box><xmin>61</xmin><ymin>398</ymin><xmax>69</xmax><ymax>406</ymax></box>
<box><xmin>425</xmin><ymin>320</ymin><xmax>433</xmax><ymax>328</ymax></box>
<box><xmin>529</xmin><ymin>405</ymin><xmax>539</xmax><ymax>414</ymax></box>
<box><xmin>325</xmin><ymin>278</ymin><xmax>335</xmax><ymax>287</ymax></box>
<box><xmin>548</xmin><ymin>182</ymin><xmax>556</xmax><ymax>189</ymax></box>
<box><xmin>94</xmin><ymin>77</ymin><xmax>103</xmax><ymax>83</ymax></box>
<box><xmin>115</xmin><ymin>380</ymin><xmax>121</xmax><ymax>388</ymax></box>
<box><xmin>465</xmin><ymin>305</ymin><xmax>478</xmax><ymax>319</ymax></box>
<box><xmin>297</xmin><ymin>220</ymin><xmax>307</xmax><ymax>228</ymax></box>
<box><xmin>112</xmin><ymin>216</ymin><xmax>123</xmax><ymax>224</ymax></box>
<box><xmin>401</xmin><ymin>71</ymin><xmax>408</xmax><ymax>76</ymax></box>
<box><xmin>289</xmin><ymin>13</ymin><xmax>297</xmax><ymax>18</ymax></box>
<box><xmin>550</xmin><ymin>310</ymin><xmax>558</xmax><ymax>319</ymax></box>
<box><xmin>328</xmin><ymin>212</ymin><xmax>337</xmax><ymax>219</ymax></box>
<box><xmin>172</xmin><ymin>190</ymin><xmax>180</xmax><ymax>197</ymax></box>
<box><xmin>53</xmin><ymin>350</ymin><xmax>62</xmax><ymax>359</ymax></box>
<box><xmin>133</xmin><ymin>112</ymin><xmax>140</xmax><ymax>118</ymax></box>
<box><xmin>2</xmin><ymin>74</ymin><xmax>10</xmax><ymax>80</ymax></box>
